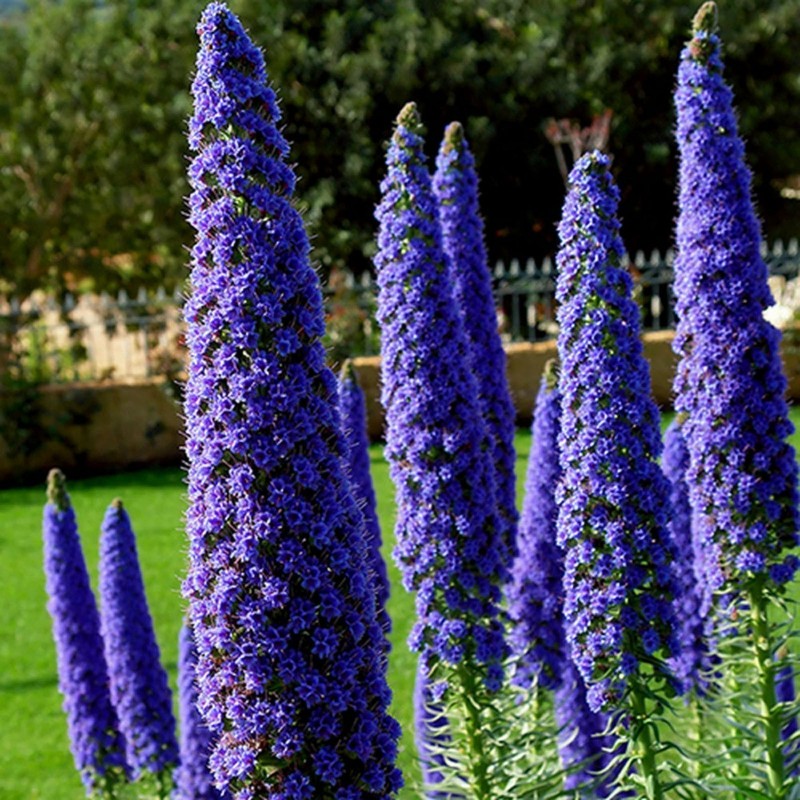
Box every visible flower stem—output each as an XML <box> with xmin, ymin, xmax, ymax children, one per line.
<box><xmin>629</xmin><ymin>683</ymin><xmax>664</xmax><ymax>800</ymax></box>
<box><xmin>457</xmin><ymin>666</ymin><xmax>492</xmax><ymax>800</ymax></box>
<box><xmin>748</xmin><ymin>583</ymin><xmax>786</xmax><ymax>799</ymax></box>
<box><xmin>689</xmin><ymin>694</ymin><xmax>704</xmax><ymax>781</ymax></box>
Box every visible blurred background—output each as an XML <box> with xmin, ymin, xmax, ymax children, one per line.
<box><xmin>3</xmin><ymin>0</ymin><xmax>800</xmax><ymax>482</ymax></box>
<box><xmin>3</xmin><ymin>0</ymin><xmax>800</xmax><ymax>297</ymax></box>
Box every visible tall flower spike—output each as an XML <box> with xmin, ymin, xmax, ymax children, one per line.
<box><xmin>508</xmin><ymin>361</ymin><xmax>565</xmax><ymax>691</ymax></box>
<box><xmin>175</xmin><ymin>621</ymin><xmax>227</xmax><ymax>800</ymax></box>
<box><xmin>42</xmin><ymin>469</ymin><xmax>128</xmax><ymax>796</ymax></box>
<box><xmin>674</xmin><ymin>9</ymin><xmax>800</xmax><ymax>793</ymax></box>
<box><xmin>375</xmin><ymin>102</ymin><xmax>507</xmax><ymax>691</ymax></box>
<box><xmin>775</xmin><ymin>655</ymin><xmax>800</xmax><ymax>780</ymax></box>
<box><xmin>555</xmin><ymin>151</ymin><xmax>681</xmax><ymax>714</ymax></box>
<box><xmin>99</xmin><ymin>499</ymin><xmax>178</xmax><ymax>785</ymax></box>
<box><xmin>184</xmin><ymin>5</ymin><xmax>402</xmax><ymax>798</ymax></box>
<box><xmin>507</xmin><ymin>365</ymin><xmax>614</xmax><ymax>794</ymax></box>
<box><xmin>433</xmin><ymin>122</ymin><xmax>518</xmax><ymax>572</ymax></box>
<box><xmin>661</xmin><ymin>420</ymin><xmax>712</xmax><ymax>695</ymax></box>
<box><xmin>338</xmin><ymin>360</ymin><xmax>391</xmax><ymax>638</ymax></box>
<box><xmin>673</xmin><ymin>1</ymin><xmax>799</xmax><ymax>599</ymax></box>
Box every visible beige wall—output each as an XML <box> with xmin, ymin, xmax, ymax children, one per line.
<box><xmin>353</xmin><ymin>331</ymin><xmax>680</xmax><ymax>439</ymax></box>
<box><xmin>4</xmin><ymin>330</ymin><xmax>799</xmax><ymax>483</ymax></box>
<box><xmin>0</xmin><ymin>379</ymin><xmax>182</xmax><ymax>485</ymax></box>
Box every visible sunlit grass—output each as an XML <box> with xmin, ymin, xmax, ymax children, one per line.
<box><xmin>1</xmin><ymin>410</ymin><xmax>798</xmax><ymax>798</ymax></box>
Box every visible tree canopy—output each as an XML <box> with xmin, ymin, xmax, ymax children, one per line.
<box><xmin>2</xmin><ymin>0</ymin><xmax>800</xmax><ymax>297</ymax></box>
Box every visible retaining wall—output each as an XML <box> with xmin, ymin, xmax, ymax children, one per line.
<box><xmin>0</xmin><ymin>379</ymin><xmax>183</xmax><ymax>485</ymax></box>
<box><xmin>4</xmin><ymin>330</ymin><xmax>800</xmax><ymax>484</ymax></box>
<box><xmin>351</xmin><ymin>331</ymin><xmax>681</xmax><ymax>439</ymax></box>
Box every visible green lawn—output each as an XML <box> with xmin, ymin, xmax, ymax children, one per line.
<box><xmin>2</xmin><ymin>411</ymin><xmax>799</xmax><ymax>799</ymax></box>
<box><xmin>0</xmin><ymin>428</ymin><xmax>534</xmax><ymax>800</ymax></box>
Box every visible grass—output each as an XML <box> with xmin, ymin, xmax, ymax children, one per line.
<box><xmin>1</xmin><ymin>410</ymin><xmax>799</xmax><ymax>799</ymax></box>
<box><xmin>0</xmin><ymin>428</ymin><xmax>535</xmax><ymax>800</ymax></box>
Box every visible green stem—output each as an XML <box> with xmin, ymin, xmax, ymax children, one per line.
<box><xmin>531</xmin><ymin>683</ymin><xmax>542</xmax><ymax>800</ymax></box>
<box><xmin>629</xmin><ymin>683</ymin><xmax>664</xmax><ymax>800</ymax></box>
<box><xmin>689</xmin><ymin>694</ymin><xmax>704</xmax><ymax>781</ymax></box>
<box><xmin>457</xmin><ymin>665</ymin><xmax>493</xmax><ymax>800</ymax></box>
<box><xmin>748</xmin><ymin>583</ymin><xmax>786</xmax><ymax>799</ymax></box>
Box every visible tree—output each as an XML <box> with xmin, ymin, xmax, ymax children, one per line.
<box><xmin>3</xmin><ymin>0</ymin><xmax>800</xmax><ymax>298</ymax></box>
<box><xmin>0</xmin><ymin>0</ymin><xmax>196</xmax><ymax>297</ymax></box>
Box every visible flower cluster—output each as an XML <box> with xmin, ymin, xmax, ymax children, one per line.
<box><xmin>375</xmin><ymin>102</ymin><xmax>507</xmax><ymax>690</ymax></box>
<box><xmin>339</xmin><ymin>361</ymin><xmax>391</xmax><ymax>638</ymax></box>
<box><xmin>662</xmin><ymin>421</ymin><xmax>712</xmax><ymax>694</ymax></box>
<box><xmin>433</xmin><ymin>122</ymin><xmax>518</xmax><ymax>572</ymax></box>
<box><xmin>99</xmin><ymin>500</ymin><xmax>178</xmax><ymax>778</ymax></box>
<box><xmin>508</xmin><ymin>363</ymin><xmax>565</xmax><ymax>690</ymax></box>
<box><xmin>42</xmin><ymin>469</ymin><xmax>128</xmax><ymax>795</ymax></box>
<box><xmin>175</xmin><ymin>621</ymin><xmax>227</xmax><ymax>800</ymax></box>
<box><xmin>673</xmin><ymin>1</ymin><xmax>799</xmax><ymax>596</ymax></box>
<box><xmin>555</xmin><ymin>151</ymin><xmax>681</xmax><ymax>712</ymax></box>
<box><xmin>184</xmin><ymin>5</ymin><xmax>401</xmax><ymax>797</ymax></box>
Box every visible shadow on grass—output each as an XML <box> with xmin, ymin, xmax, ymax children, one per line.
<box><xmin>0</xmin><ymin>674</ymin><xmax>57</xmax><ymax>693</ymax></box>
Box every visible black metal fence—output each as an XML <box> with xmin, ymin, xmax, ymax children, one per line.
<box><xmin>2</xmin><ymin>239</ymin><xmax>799</xmax><ymax>381</ymax></box>
<box><xmin>490</xmin><ymin>239</ymin><xmax>800</xmax><ymax>342</ymax></box>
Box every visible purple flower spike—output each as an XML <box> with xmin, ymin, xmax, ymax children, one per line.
<box><xmin>776</xmin><ymin>657</ymin><xmax>799</xmax><ymax>747</ymax></box>
<box><xmin>662</xmin><ymin>420</ymin><xmax>714</xmax><ymax>694</ymax></box>
<box><xmin>99</xmin><ymin>499</ymin><xmax>178</xmax><ymax>780</ymax></box>
<box><xmin>175</xmin><ymin>622</ymin><xmax>227</xmax><ymax>800</ymax></box>
<box><xmin>42</xmin><ymin>469</ymin><xmax>129</xmax><ymax>796</ymax></box>
<box><xmin>555</xmin><ymin>151</ymin><xmax>681</xmax><ymax>712</ymax></box>
<box><xmin>375</xmin><ymin>102</ymin><xmax>507</xmax><ymax>689</ymax></box>
<box><xmin>508</xmin><ymin>362</ymin><xmax>565</xmax><ymax>691</ymax></box>
<box><xmin>507</xmin><ymin>366</ymin><xmax>615</xmax><ymax>793</ymax></box>
<box><xmin>184</xmin><ymin>5</ymin><xmax>402</xmax><ymax>798</ymax></box>
<box><xmin>673</xmin><ymin>1</ymin><xmax>800</xmax><ymax>599</ymax></box>
<box><xmin>433</xmin><ymin>122</ymin><xmax>518</xmax><ymax>571</ymax></box>
<box><xmin>339</xmin><ymin>360</ymin><xmax>391</xmax><ymax>639</ymax></box>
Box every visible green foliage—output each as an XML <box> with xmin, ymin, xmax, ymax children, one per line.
<box><xmin>666</xmin><ymin>592</ymin><xmax>800</xmax><ymax>800</ymax></box>
<box><xmin>323</xmin><ymin>268</ymin><xmax>380</xmax><ymax>366</ymax></box>
<box><xmin>0</xmin><ymin>0</ymin><xmax>196</xmax><ymax>298</ymax></box>
<box><xmin>419</xmin><ymin>663</ymin><xmax>565</xmax><ymax>799</ymax></box>
<box><xmin>3</xmin><ymin>1</ymin><xmax>800</xmax><ymax>298</ymax></box>
<box><xmin>0</xmin><ymin>301</ymin><xmax>100</xmax><ymax>466</ymax></box>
